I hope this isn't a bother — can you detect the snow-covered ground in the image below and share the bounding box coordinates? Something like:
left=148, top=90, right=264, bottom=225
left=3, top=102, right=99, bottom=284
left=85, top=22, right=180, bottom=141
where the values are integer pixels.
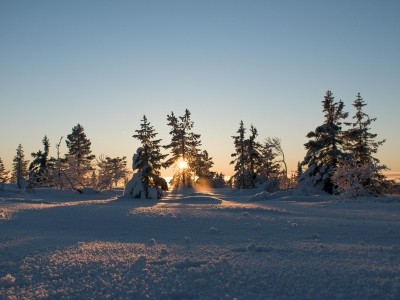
left=1, top=187, right=399, bottom=299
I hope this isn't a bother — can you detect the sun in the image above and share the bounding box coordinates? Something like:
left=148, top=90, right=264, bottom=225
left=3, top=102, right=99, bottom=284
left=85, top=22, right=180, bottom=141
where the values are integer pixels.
left=177, top=159, right=188, bottom=170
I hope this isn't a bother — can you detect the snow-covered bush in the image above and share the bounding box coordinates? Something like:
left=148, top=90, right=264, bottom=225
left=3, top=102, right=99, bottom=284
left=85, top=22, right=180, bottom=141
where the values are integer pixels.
left=263, top=179, right=280, bottom=193
left=332, top=160, right=390, bottom=198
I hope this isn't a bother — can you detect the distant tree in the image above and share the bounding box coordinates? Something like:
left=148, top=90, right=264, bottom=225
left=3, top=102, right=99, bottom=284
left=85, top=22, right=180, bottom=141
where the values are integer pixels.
left=211, top=172, right=227, bottom=188
left=257, top=140, right=281, bottom=182
left=193, top=150, right=216, bottom=187
left=125, top=115, right=168, bottom=199
left=45, top=137, right=65, bottom=189
left=29, top=136, right=50, bottom=184
left=0, top=157, right=10, bottom=191
left=164, top=109, right=202, bottom=188
left=96, top=155, right=128, bottom=190
left=265, top=137, right=288, bottom=184
left=193, top=150, right=214, bottom=179
left=11, top=144, right=29, bottom=189
left=65, top=124, right=95, bottom=190
left=299, top=91, right=349, bottom=194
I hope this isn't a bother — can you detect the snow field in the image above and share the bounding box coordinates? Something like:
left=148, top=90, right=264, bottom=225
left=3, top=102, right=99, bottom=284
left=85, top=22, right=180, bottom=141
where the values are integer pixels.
left=1, top=188, right=399, bottom=299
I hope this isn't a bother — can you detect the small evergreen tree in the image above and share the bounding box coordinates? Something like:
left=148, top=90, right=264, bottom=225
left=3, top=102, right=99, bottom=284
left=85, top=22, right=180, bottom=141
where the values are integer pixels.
left=125, top=115, right=168, bottom=199
left=299, top=91, right=349, bottom=194
left=11, top=144, right=29, bottom=189
left=29, top=136, right=50, bottom=184
left=0, top=157, right=10, bottom=191
left=65, top=124, right=95, bottom=190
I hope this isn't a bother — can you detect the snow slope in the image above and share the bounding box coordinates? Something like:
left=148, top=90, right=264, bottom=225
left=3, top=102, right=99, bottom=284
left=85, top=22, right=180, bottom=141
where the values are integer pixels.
left=1, top=187, right=399, bottom=299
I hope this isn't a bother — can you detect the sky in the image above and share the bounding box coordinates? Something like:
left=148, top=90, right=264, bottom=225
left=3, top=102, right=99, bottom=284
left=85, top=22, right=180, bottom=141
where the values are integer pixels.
left=1, top=0, right=399, bottom=179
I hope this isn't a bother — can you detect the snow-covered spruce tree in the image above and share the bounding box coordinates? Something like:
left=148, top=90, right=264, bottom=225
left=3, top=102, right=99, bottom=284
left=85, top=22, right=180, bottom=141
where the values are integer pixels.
left=0, top=157, right=10, bottom=191
left=29, top=135, right=50, bottom=184
left=335, top=93, right=391, bottom=196
left=299, top=91, right=348, bottom=194
left=124, top=115, right=168, bottom=199
left=230, top=121, right=254, bottom=189
left=11, top=144, right=29, bottom=189
left=65, top=124, right=95, bottom=191
left=164, top=109, right=202, bottom=188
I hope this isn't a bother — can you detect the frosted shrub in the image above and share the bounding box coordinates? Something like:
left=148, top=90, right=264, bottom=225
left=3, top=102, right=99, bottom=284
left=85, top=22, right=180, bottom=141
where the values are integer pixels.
left=332, top=161, right=388, bottom=198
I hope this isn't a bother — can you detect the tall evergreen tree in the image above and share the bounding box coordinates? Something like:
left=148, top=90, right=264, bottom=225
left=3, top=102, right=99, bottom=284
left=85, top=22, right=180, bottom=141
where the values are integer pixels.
left=230, top=121, right=253, bottom=189
left=29, top=135, right=50, bottom=183
left=300, top=90, right=348, bottom=194
left=65, top=124, right=95, bottom=189
left=0, top=157, right=10, bottom=191
left=127, top=115, right=168, bottom=198
left=11, top=144, right=29, bottom=189
left=247, top=125, right=261, bottom=186
left=164, top=109, right=202, bottom=188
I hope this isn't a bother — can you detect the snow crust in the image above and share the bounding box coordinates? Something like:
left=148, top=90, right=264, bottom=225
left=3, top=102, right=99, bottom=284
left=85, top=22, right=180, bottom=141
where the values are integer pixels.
left=1, top=187, right=399, bottom=299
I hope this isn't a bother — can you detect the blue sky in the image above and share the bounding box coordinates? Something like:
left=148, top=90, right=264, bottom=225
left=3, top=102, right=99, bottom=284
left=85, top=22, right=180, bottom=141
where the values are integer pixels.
left=1, top=0, right=399, bottom=177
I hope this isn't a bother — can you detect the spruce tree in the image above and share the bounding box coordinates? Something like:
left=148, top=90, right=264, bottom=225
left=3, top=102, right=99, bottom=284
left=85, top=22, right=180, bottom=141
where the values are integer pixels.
left=65, top=124, right=95, bottom=189
left=129, top=115, right=168, bottom=198
left=300, top=90, right=348, bottom=194
left=29, top=135, right=50, bottom=183
left=338, top=93, right=389, bottom=195
left=0, top=157, right=10, bottom=191
left=11, top=144, right=29, bottom=189
left=230, top=121, right=252, bottom=189
left=247, top=125, right=260, bottom=187
left=164, top=109, right=202, bottom=188
left=344, top=93, right=385, bottom=164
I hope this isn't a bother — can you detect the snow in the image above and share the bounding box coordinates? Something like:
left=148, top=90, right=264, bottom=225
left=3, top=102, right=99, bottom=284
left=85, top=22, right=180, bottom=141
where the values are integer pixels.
left=1, top=186, right=400, bottom=299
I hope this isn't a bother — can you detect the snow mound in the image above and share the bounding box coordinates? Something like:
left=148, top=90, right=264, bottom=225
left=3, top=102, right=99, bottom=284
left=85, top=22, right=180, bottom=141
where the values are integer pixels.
left=248, top=189, right=334, bottom=202
left=165, top=195, right=222, bottom=204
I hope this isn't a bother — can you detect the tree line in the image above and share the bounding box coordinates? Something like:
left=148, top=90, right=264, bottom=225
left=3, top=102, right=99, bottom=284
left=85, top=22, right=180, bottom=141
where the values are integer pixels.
left=0, top=90, right=392, bottom=198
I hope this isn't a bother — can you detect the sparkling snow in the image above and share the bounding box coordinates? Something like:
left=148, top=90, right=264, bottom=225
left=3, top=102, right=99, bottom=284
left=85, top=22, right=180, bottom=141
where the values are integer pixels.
left=1, top=188, right=399, bottom=299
